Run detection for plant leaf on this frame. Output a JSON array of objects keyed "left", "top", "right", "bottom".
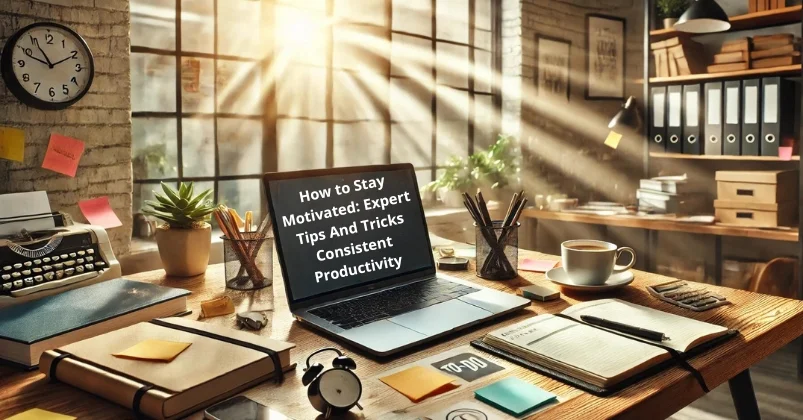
[{"left": 161, "top": 182, "right": 181, "bottom": 204}]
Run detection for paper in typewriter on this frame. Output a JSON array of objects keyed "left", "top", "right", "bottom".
[{"left": 0, "top": 191, "right": 55, "bottom": 237}]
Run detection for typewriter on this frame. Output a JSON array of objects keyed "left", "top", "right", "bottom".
[{"left": 0, "top": 212, "right": 121, "bottom": 307}]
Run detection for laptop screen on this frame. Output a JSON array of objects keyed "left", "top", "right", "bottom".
[{"left": 265, "top": 165, "right": 434, "bottom": 303}]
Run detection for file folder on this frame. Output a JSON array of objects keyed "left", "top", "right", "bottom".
[
  {"left": 703, "top": 82, "right": 723, "bottom": 155},
  {"left": 760, "top": 77, "right": 797, "bottom": 157},
  {"left": 741, "top": 79, "right": 760, "bottom": 156},
  {"left": 723, "top": 81, "right": 741, "bottom": 156},
  {"left": 649, "top": 86, "right": 667, "bottom": 153},
  {"left": 682, "top": 84, "right": 702, "bottom": 155},
  {"left": 666, "top": 85, "right": 683, "bottom": 154}
]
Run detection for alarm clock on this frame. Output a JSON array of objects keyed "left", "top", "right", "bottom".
[
  {"left": 302, "top": 347, "right": 363, "bottom": 419},
  {"left": 1, "top": 22, "right": 94, "bottom": 110}
]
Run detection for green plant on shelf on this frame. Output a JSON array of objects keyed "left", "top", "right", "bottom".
[
  {"left": 424, "top": 134, "right": 520, "bottom": 193},
  {"left": 656, "top": 0, "right": 688, "bottom": 19},
  {"left": 142, "top": 182, "right": 215, "bottom": 229}
]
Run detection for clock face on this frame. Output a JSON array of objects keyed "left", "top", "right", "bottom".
[
  {"left": 318, "top": 369, "right": 361, "bottom": 408},
  {"left": 1, "top": 22, "right": 94, "bottom": 110}
]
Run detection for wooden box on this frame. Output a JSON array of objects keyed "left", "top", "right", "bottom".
[
  {"left": 715, "top": 170, "right": 798, "bottom": 204},
  {"left": 714, "top": 200, "right": 797, "bottom": 228}
]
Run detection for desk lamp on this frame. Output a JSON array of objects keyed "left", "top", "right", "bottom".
[
  {"left": 604, "top": 96, "right": 641, "bottom": 149},
  {"left": 674, "top": 0, "right": 731, "bottom": 33}
]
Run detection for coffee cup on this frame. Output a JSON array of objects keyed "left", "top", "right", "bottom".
[{"left": 561, "top": 240, "right": 636, "bottom": 285}]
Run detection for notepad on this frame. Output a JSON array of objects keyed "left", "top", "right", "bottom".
[
  {"left": 519, "top": 259, "right": 557, "bottom": 272},
  {"left": 380, "top": 365, "right": 459, "bottom": 402},
  {"left": 475, "top": 377, "right": 556, "bottom": 416},
  {"left": 5, "top": 408, "right": 76, "bottom": 420},
  {"left": 113, "top": 339, "right": 192, "bottom": 362},
  {"left": 0, "top": 126, "right": 25, "bottom": 162}
]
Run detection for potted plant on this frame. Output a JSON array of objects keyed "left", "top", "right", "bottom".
[
  {"left": 423, "top": 156, "right": 475, "bottom": 207},
  {"left": 657, "top": 0, "right": 688, "bottom": 28},
  {"left": 143, "top": 182, "right": 215, "bottom": 277}
]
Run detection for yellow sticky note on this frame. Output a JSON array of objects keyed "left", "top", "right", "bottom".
[
  {"left": 0, "top": 126, "right": 25, "bottom": 162},
  {"left": 604, "top": 130, "right": 622, "bottom": 149},
  {"left": 113, "top": 339, "right": 192, "bottom": 363},
  {"left": 380, "top": 365, "right": 459, "bottom": 402},
  {"left": 5, "top": 408, "right": 75, "bottom": 420}
]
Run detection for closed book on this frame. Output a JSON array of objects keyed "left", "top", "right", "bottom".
[
  {"left": 741, "top": 79, "right": 761, "bottom": 156},
  {"left": 639, "top": 179, "right": 700, "bottom": 194},
  {"left": 753, "top": 33, "right": 794, "bottom": 44},
  {"left": 650, "top": 37, "right": 681, "bottom": 51},
  {"left": 682, "top": 84, "right": 702, "bottom": 154},
  {"left": 649, "top": 86, "right": 667, "bottom": 152},
  {"left": 723, "top": 81, "right": 742, "bottom": 155},
  {"left": 713, "top": 51, "right": 747, "bottom": 64},
  {"left": 704, "top": 82, "right": 723, "bottom": 155},
  {"left": 750, "top": 44, "right": 798, "bottom": 59},
  {"left": 760, "top": 77, "right": 799, "bottom": 156},
  {"left": 666, "top": 85, "right": 683, "bottom": 153},
  {"left": 0, "top": 278, "right": 189, "bottom": 368},
  {"left": 40, "top": 318, "right": 295, "bottom": 420},
  {"left": 753, "top": 38, "right": 797, "bottom": 51},
  {"left": 721, "top": 38, "right": 751, "bottom": 53},
  {"left": 752, "top": 55, "right": 800, "bottom": 69},
  {"left": 707, "top": 62, "right": 749, "bottom": 73},
  {"left": 653, "top": 48, "right": 669, "bottom": 78}
]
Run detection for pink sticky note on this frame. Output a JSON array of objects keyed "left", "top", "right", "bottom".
[
  {"left": 42, "top": 133, "right": 85, "bottom": 177},
  {"left": 519, "top": 259, "right": 558, "bottom": 273},
  {"left": 78, "top": 197, "right": 122, "bottom": 229},
  {"left": 778, "top": 146, "right": 793, "bottom": 161}
]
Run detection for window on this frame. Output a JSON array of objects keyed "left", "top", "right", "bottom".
[{"left": 131, "top": 0, "right": 500, "bottom": 220}]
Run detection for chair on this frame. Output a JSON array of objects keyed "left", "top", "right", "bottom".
[{"left": 749, "top": 257, "right": 798, "bottom": 299}]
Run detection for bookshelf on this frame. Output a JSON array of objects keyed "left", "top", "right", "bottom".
[
  {"left": 649, "top": 5, "right": 802, "bottom": 40},
  {"left": 649, "top": 152, "right": 800, "bottom": 161},
  {"left": 648, "top": 64, "right": 801, "bottom": 83}
]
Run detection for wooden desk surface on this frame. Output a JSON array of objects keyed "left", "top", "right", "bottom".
[{"left": 2, "top": 250, "right": 803, "bottom": 420}]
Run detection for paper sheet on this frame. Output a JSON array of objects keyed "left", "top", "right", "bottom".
[
  {"left": 604, "top": 130, "right": 622, "bottom": 149},
  {"left": 42, "top": 133, "right": 85, "bottom": 177},
  {"left": 113, "top": 339, "right": 192, "bottom": 362},
  {"left": 519, "top": 259, "right": 558, "bottom": 272},
  {"left": 474, "top": 377, "right": 557, "bottom": 416},
  {"left": 0, "top": 126, "right": 25, "bottom": 162},
  {"left": 380, "top": 365, "right": 459, "bottom": 402},
  {"left": 0, "top": 191, "right": 55, "bottom": 237},
  {"left": 5, "top": 408, "right": 76, "bottom": 420},
  {"left": 78, "top": 196, "right": 122, "bottom": 229}
]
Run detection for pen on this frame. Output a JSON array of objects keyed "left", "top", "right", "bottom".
[{"left": 580, "top": 315, "right": 670, "bottom": 342}]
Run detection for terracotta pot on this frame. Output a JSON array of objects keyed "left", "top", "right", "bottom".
[
  {"left": 663, "top": 18, "right": 677, "bottom": 29},
  {"left": 155, "top": 223, "right": 211, "bottom": 277}
]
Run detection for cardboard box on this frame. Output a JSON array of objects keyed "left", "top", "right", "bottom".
[
  {"left": 714, "top": 200, "right": 797, "bottom": 227},
  {"left": 715, "top": 170, "right": 798, "bottom": 204}
]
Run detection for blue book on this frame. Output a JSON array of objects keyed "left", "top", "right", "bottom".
[{"left": 0, "top": 278, "right": 189, "bottom": 368}]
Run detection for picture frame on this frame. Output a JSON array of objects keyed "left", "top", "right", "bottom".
[
  {"left": 535, "top": 34, "right": 571, "bottom": 101},
  {"left": 585, "top": 14, "right": 626, "bottom": 100}
]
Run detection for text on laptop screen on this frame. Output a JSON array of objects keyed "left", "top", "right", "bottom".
[{"left": 268, "top": 169, "right": 433, "bottom": 301}]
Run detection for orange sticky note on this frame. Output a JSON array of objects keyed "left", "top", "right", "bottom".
[
  {"left": 78, "top": 197, "right": 122, "bottom": 229},
  {"left": 779, "top": 146, "right": 793, "bottom": 161},
  {"left": 604, "top": 130, "right": 622, "bottom": 149},
  {"left": 519, "top": 259, "right": 558, "bottom": 273},
  {"left": 5, "top": 408, "right": 75, "bottom": 420},
  {"left": 0, "top": 126, "right": 25, "bottom": 162},
  {"left": 42, "top": 133, "right": 84, "bottom": 177},
  {"left": 380, "top": 365, "right": 459, "bottom": 402},
  {"left": 113, "top": 339, "right": 192, "bottom": 362}
]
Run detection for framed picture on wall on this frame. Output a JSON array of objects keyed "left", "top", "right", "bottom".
[
  {"left": 585, "top": 14, "right": 625, "bottom": 100},
  {"left": 535, "top": 35, "right": 571, "bottom": 101}
]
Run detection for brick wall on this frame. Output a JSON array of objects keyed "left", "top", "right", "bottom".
[
  {"left": 503, "top": 0, "right": 644, "bottom": 204},
  {"left": 0, "top": 0, "right": 132, "bottom": 255}
]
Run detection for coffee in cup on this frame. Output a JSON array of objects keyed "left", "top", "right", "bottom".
[{"left": 561, "top": 240, "right": 636, "bottom": 285}]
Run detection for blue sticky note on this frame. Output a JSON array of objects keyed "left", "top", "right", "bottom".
[{"left": 474, "top": 377, "right": 557, "bottom": 416}]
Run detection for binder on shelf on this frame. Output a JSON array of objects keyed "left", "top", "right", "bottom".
[
  {"left": 666, "top": 85, "right": 683, "bottom": 154},
  {"left": 649, "top": 86, "right": 667, "bottom": 153},
  {"left": 741, "top": 79, "right": 761, "bottom": 156},
  {"left": 723, "top": 81, "right": 741, "bottom": 156},
  {"left": 704, "top": 82, "right": 723, "bottom": 155},
  {"left": 760, "top": 77, "right": 797, "bottom": 157},
  {"left": 682, "top": 84, "right": 702, "bottom": 155}
]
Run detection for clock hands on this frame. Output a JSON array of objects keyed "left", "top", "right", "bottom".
[
  {"left": 18, "top": 45, "right": 50, "bottom": 67},
  {"left": 51, "top": 55, "right": 73, "bottom": 67},
  {"left": 33, "top": 38, "right": 54, "bottom": 68}
]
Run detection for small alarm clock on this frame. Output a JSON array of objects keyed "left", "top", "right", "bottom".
[{"left": 302, "top": 347, "right": 363, "bottom": 419}]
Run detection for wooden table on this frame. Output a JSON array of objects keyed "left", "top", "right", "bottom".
[{"left": 2, "top": 250, "right": 803, "bottom": 419}]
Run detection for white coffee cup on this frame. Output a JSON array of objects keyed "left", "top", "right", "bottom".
[{"left": 561, "top": 240, "right": 636, "bottom": 285}]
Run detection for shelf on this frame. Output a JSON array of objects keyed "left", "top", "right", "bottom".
[
  {"left": 521, "top": 209, "right": 799, "bottom": 242},
  {"left": 649, "top": 152, "right": 800, "bottom": 161},
  {"left": 647, "top": 64, "right": 801, "bottom": 84},
  {"left": 650, "top": 5, "right": 802, "bottom": 40}
]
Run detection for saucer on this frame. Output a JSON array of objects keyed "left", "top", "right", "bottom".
[{"left": 545, "top": 267, "right": 634, "bottom": 292}]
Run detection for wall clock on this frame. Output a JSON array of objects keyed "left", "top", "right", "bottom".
[{"left": 1, "top": 22, "right": 94, "bottom": 110}]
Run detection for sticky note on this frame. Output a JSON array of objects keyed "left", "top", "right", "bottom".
[
  {"left": 113, "top": 339, "right": 192, "bottom": 362},
  {"left": 199, "top": 295, "right": 235, "bottom": 318},
  {"left": 78, "top": 196, "right": 122, "bottom": 229},
  {"left": 380, "top": 365, "right": 459, "bottom": 402},
  {"left": 42, "top": 133, "right": 84, "bottom": 177},
  {"left": 0, "top": 126, "right": 25, "bottom": 162},
  {"left": 779, "top": 146, "right": 793, "bottom": 161},
  {"left": 604, "top": 130, "right": 622, "bottom": 149},
  {"left": 475, "top": 377, "right": 557, "bottom": 416},
  {"left": 519, "top": 259, "right": 558, "bottom": 273},
  {"left": 5, "top": 408, "right": 76, "bottom": 420}
]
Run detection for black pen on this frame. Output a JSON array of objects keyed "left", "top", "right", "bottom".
[{"left": 580, "top": 315, "right": 670, "bottom": 342}]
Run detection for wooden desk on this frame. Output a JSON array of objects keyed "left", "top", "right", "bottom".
[{"left": 2, "top": 250, "right": 803, "bottom": 419}]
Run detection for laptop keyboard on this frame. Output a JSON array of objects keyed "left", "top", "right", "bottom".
[{"left": 309, "top": 278, "right": 479, "bottom": 330}]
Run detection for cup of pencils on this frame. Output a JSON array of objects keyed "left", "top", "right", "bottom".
[
  {"left": 464, "top": 190, "right": 527, "bottom": 280},
  {"left": 215, "top": 205, "right": 274, "bottom": 291}
]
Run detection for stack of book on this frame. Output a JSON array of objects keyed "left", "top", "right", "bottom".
[
  {"left": 751, "top": 34, "right": 800, "bottom": 69},
  {"left": 637, "top": 176, "right": 707, "bottom": 215},
  {"left": 651, "top": 37, "right": 704, "bottom": 77},
  {"left": 709, "top": 38, "right": 751, "bottom": 73},
  {"left": 750, "top": 0, "right": 790, "bottom": 12}
]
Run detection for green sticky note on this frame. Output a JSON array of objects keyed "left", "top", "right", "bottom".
[{"left": 474, "top": 377, "right": 557, "bottom": 416}]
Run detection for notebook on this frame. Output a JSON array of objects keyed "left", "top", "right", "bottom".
[
  {"left": 474, "top": 377, "right": 557, "bottom": 416},
  {"left": 39, "top": 317, "right": 295, "bottom": 420},
  {"left": 477, "top": 299, "right": 731, "bottom": 390},
  {"left": 0, "top": 278, "right": 189, "bottom": 368}
]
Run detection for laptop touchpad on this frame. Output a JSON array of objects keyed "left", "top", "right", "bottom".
[
  {"left": 339, "top": 320, "right": 426, "bottom": 353},
  {"left": 389, "top": 299, "right": 491, "bottom": 336}
]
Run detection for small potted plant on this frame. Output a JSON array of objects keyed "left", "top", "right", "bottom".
[
  {"left": 657, "top": 0, "right": 688, "bottom": 29},
  {"left": 423, "top": 156, "right": 475, "bottom": 207},
  {"left": 143, "top": 182, "right": 215, "bottom": 277}
]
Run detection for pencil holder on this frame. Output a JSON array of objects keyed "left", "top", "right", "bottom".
[
  {"left": 222, "top": 232, "right": 273, "bottom": 291},
  {"left": 475, "top": 221, "right": 519, "bottom": 280}
]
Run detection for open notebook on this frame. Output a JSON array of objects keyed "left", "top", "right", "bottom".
[{"left": 480, "top": 299, "right": 730, "bottom": 389}]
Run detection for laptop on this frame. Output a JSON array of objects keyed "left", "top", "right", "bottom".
[{"left": 264, "top": 163, "right": 530, "bottom": 356}]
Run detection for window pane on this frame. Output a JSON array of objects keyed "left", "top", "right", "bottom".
[
  {"left": 218, "top": 118, "right": 262, "bottom": 176},
  {"left": 392, "top": 0, "right": 431, "bottom": 36},
  {"left": 277, "top": 65, "right": 326, "bottom": 119},
  {"left": 333, "top": 71, "right": 387, "bottom": 120},
  {"left": 436, "top": 86, "right": 469, "bottom": 165},
  {"left": 391, "top": 122, "right": 431, "bottom": 166},
  {"left": 390, "top": 78, "right": 431, "bottom": 122},
  {"left": 274, "top": 5, "right": 328, "bottom": 66},
  {"left": 436, "top": 42, "right": 468, "bottom": 88},
  {"left": 181, "top": 57, "right": 215, "bottom": 112},
  {"left": 475, "top": 29, "right": 492, "bottom": 51},
  {"left": 476, "top": 0, "right": 492, "bottom": 31},
  {"left": 278, "top": 0, "right": 325, "bottom": 10},
  {"left": 334, "top": 0, "right": 387, "bottom": 26},
  {"left": 132, "top": 118, "right": 178, "bottom": 179},
  {"left": 474, "top": 94, "right": 496, "bottom": 150},
  {"left": 390, "top": 33, "right": 432, "bottom": 79},
  {"left": 131, "top": 53, "right": 176, "bottom": 112},
  {"left": 334, "top": 122, "right": 386, "bottom": 166},
  {"left": 217, "top": 60, "right": 262, "bottom": 115},
  {"left": 415, "top": 169, "right": 433, "bottom": 191},
  {"left": 474, "top": 49, "right": 493, "bottom": 93},
  {"left": 182, "top": 118, "right": 215, "bottom": 177},
  {"left": 333, "top": 25, "right": 388, "bottom": 73},
  {"left": 134, "top": 182, "right": 177, "bottom": 214},
  {"left": 218, "top": 0, "right": 263, "bottom": 58},
  {"left": 191, "top": 180, "right": 215, "bottom": 209},
  {"left": 181, "top": 0, "right": 214, "bottom": 53},
  {"left": 219, "top": 179, "right": 262, "bottom": 221},
  {"left": 277, "top": 119, "right": 327, "bottom": 171},
  {"left": 131, "top": 0, "right": 176, "bottom": 49},
  {"left": 435, "top": 0, "right": 468, "bottom": 43}
]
